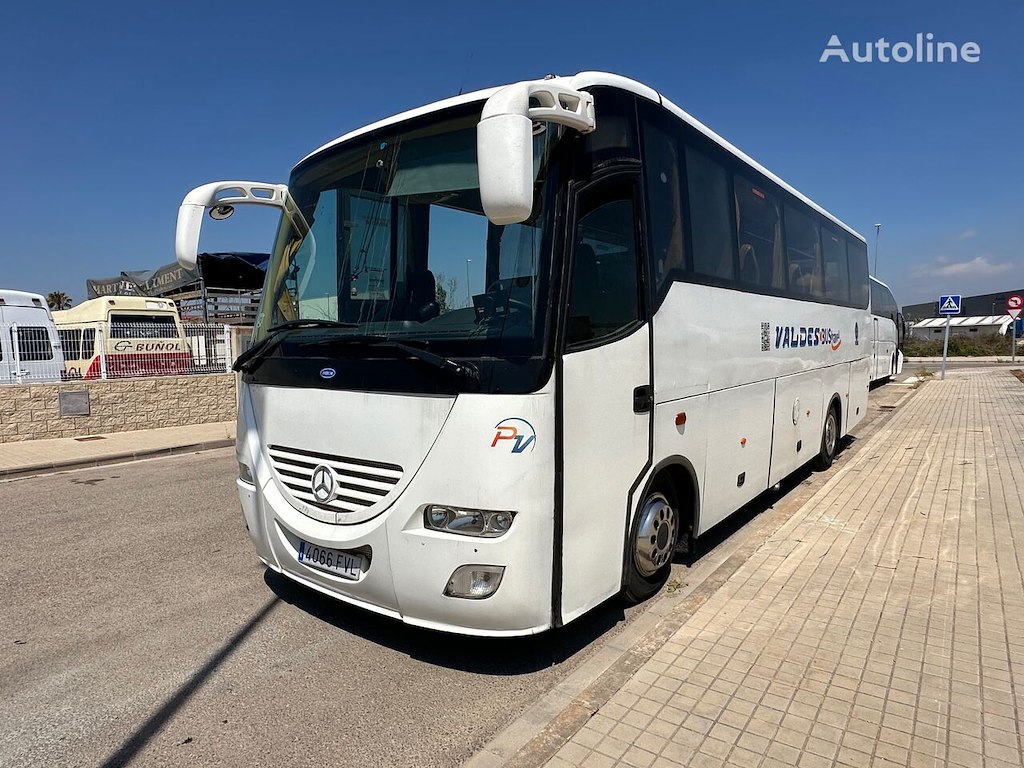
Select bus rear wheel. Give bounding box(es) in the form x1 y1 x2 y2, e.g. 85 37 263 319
813 404 839 471
623 483 679 603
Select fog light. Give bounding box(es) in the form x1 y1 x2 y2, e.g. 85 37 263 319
424 505 516 538
444 565 505 599
238 461 254 485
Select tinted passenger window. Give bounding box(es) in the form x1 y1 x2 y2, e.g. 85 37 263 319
82 328 95 358
735 177 785 290
642 122 685 291
581 89 639 168
58 329 82 360
821 225 850 303
567 195 641 346
685 147 735 281
847 238 870 308
14 327 54 361
784 205 822 298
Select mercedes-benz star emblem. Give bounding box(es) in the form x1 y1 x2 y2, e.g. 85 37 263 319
310 464 336 504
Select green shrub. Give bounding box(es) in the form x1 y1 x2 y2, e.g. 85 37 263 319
904 334 1020 357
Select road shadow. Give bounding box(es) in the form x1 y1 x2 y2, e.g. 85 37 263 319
98 596 280 768
264 569 627 675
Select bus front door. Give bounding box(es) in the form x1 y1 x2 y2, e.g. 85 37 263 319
558 178 652 625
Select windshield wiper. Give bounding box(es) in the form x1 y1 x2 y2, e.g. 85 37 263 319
300 335 481 387
233 319 359 373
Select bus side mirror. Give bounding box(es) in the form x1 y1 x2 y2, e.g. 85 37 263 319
478 114 535 226
175 181 289 268
477 80 596 226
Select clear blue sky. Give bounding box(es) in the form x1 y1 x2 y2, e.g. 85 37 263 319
2 0 1020 307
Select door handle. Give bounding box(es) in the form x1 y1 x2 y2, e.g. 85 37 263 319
633 385 653 414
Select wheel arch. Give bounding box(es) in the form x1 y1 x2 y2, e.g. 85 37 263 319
631 457 700 553
828 391 844 435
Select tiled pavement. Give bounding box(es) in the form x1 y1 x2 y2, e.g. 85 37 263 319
547 369 1024 768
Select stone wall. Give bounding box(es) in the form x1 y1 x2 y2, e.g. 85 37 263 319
0 374 236 443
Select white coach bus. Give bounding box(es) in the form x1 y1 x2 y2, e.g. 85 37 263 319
868 276 904 382
175 72 871 636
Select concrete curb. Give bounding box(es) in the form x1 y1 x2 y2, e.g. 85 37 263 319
0 439 235 481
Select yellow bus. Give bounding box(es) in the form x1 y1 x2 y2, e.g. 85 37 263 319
53 296 189 379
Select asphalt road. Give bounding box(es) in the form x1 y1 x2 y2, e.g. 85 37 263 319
0 381 912 768
0 454 650 768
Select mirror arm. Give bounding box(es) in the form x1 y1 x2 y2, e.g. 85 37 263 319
175 181 297 269
480 81 596 134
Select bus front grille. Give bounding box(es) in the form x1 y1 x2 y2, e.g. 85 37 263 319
267 445 403 515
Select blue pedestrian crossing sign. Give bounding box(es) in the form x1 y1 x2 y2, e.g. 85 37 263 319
938 294 962 315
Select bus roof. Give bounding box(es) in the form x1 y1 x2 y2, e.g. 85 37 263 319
0 289 49 309
869 276 894 290
300 71 864 242
52 296 180 323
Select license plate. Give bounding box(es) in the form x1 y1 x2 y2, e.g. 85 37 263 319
297 540 363 580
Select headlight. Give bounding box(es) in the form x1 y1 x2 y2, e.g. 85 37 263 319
423 505 516 538
238 461 254 485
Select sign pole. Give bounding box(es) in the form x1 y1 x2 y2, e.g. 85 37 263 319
1005 295 1022 365
937 294 962 380
940 316 951 380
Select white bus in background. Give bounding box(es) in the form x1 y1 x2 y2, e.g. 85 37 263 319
175 71 871 636
53 296 189 379
869 276 903 383
0 290 65 384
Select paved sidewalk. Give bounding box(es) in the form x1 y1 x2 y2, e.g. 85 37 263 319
543 369 1024 768
0 421 235 478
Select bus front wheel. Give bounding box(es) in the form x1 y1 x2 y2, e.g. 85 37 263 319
623 483 678 603
813 404 839 471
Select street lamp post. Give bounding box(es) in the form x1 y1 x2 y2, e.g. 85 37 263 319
873 223 882 276
465 259 471 308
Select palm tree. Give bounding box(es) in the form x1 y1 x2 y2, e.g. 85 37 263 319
46 291 72 311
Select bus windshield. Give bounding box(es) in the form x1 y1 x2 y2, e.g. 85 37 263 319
255 108 559 379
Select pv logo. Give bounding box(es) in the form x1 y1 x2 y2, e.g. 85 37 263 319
491 418 537 454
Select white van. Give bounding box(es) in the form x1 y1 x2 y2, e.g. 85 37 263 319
0 290 66 384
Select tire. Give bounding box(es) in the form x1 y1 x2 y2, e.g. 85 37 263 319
813 403 839 471
623 482 679 603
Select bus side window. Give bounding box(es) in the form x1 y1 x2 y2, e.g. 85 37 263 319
735 176 785 291
783 204 823 298
846 237 869 308
82 328 95 358
58 329 82 360
641 120 685 292
821 224 850 304
567 189 641 347
685 146 735 282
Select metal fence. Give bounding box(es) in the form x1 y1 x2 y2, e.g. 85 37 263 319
0 321 237 384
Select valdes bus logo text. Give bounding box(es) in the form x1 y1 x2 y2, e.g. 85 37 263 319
769 324 842 351
491 418 537 454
